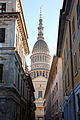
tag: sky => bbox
[21,0,63,70]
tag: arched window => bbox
[38,91,42,98]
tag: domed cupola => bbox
[30,8,51,79]
[32,40,50,54]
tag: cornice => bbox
[30,53,51,59]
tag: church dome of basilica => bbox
[32,40,49,53]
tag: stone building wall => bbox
[0,0,35,120]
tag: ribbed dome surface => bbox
[32,40,49,53]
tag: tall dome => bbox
[30,7,51,76]
[32,40,50,54]
[30,8,51,120]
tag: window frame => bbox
[0,28,5,43]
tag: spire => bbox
[37,7,44,40]
[40,7,42,19]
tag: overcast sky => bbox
[21,0,63,69]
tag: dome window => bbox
[37,71,39,76]
[43,71,45,77]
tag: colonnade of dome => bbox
[30,70,49,79]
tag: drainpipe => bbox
[67,19,76,120]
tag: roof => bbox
[32,40,50,53]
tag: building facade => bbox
[0,0,35,120]
[44,56,63,120]
[57,0,80,119]
[30,9,51,120]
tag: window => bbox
[0,64,3,82]
[72,17,75,41]
[18,74,19,90]
[65,75,67,91]
[64,50,66,66]
[43,71,45,77]
[66,39,68,59]
[67,67,70,87]
[74,52,78,75]
[77,0,80,29]
[0,3,6,13]
[37,71,39,76]
[38,91,42,98]
[0,28,5,43]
